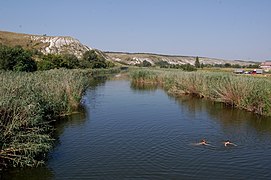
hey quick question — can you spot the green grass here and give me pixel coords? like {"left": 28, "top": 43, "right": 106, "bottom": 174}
{"left": 0, "top": 68, "right": 120, "bottom": 168}
{"left": 130, "top": 69, "right": 271, "bottom": 116}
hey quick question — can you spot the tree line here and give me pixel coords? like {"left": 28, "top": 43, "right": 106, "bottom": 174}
{"left": 156, "top": 56, "right": 259, "bottom": 70}
{"left": 0, "top": 44, "right": 115, "bottom": 72}
{"left": 0, "top": 44, "right": 259, "bottom": 73}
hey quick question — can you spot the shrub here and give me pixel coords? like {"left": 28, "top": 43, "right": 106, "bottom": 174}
{"left": 62, "top": 54, "right": 80, "bottom": 69}
{"left": 195, "top": 56, "right": 200, "bottom": 68}
{"left": 0, "top": 45, "right": 37, "bottom": 72}
{"left": 156, "top": 60, "right": 170, "bottom": 68}
{"left": 181, "top": 63, "right": 197, "bottom": 71}
{"left": 37, "top": 54, "right": 80, "bottom": 70}
{"left": 0, "top": 68, "right": 120, "bottom": 168}
{"left": 81, "top": 50, "right": 114, "bottom": 69}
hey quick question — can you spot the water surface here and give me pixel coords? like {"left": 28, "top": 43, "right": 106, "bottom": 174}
{"left": 3, "top": 79, "right": 271, "bottom": 179}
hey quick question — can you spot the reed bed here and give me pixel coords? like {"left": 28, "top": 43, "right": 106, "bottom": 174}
{"left": 0, "top": 68, "right": 120, "bottom": 169}
{"left": 130, "top": 69, "right": 271, "bottom": 116}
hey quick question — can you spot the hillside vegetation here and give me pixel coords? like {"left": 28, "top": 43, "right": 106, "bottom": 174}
{"left": 0, "top": 30, "right": 90, "bottom": 58}
{"left": 0, "top": 31, "right": 118, "bottom": 169}
{"left": 0, "top": 44, "right": 115, "bottom": 72}
{"left": 106, "top": 52, "right": 257, "bottom": 67}
{"left": 0, "top": 30, "right": 267, "bottom": 169}
{"left": 0, "top": 31, "right": 258, "bottom": 68}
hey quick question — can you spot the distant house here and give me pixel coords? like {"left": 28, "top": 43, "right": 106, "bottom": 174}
{"left": 234, "top": 69, "right": 263, "bottom": 75}
{"left": 250, "top": 69, "right": 263, "bottom": 74}
{"left": 260, "top": 61, "right": 271, "bottom": 71}
{"left": 255, "top": 69, "right": 263, "bottom": 74}
{"left": 234, "top": 69, "right": 244, "bottom": 74}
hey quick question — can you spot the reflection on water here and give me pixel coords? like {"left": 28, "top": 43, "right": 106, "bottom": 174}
{"left": 53, "top": 113, "right": 87, "bottom": 138}
{"left": 130, "top": 81, "right": 159, "bottom": 92}
{"left": 1, "top": 166, "right": 53, "bottom": 180}
{"left": 174, "top": 95, "right": 271, "bottom": 134}
{"left": 3, "top": 79, "right": 271, "bottom": 179}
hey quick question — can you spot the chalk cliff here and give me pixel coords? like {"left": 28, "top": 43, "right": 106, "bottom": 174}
{"left": 0, "top": 31, "right": 91, "bottom": 58}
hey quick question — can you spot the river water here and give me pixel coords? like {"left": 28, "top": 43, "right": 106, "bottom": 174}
{"left": 3, "top": 79, "right": 271, "bottom": 179}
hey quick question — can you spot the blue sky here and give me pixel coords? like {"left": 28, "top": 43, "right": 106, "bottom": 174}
{"left": 0, "top": 0, "right": 270, "bottom": 61}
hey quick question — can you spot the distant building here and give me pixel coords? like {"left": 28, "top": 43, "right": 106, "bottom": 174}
{"left": 249, "top": 69, "right": 263, "bottom": 74}
{"left": 260, "top": 61, "right": 271, "bottom": 71}
{"left": 255, "top": 69, "right": 263, "bottom": 74}
{"left": 234, "top": 69, "right": 244, "bottom": 74}
{"left": 234, "top": 69, "right": 263, "bottom": 74}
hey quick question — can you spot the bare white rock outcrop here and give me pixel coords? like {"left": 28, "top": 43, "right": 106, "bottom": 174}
{"left": 30, "top": 35, "right": 91, "bottom": 58}
{"left": 105, "top": 52, "right": 256, "bottom": 66}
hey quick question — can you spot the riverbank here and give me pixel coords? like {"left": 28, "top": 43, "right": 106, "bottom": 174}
{"left": 0, "top": 68, "right": 120, "bottom": 169}
{"left": 130, "top": 69, "right": 271, "bottom": 116}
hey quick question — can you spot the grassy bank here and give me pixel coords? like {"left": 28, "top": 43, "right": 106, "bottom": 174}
{"left": 131, "top": 69, "right": 271, "bottom": 116}
{"left": 0, "top": 68, "right": 120, "bottom": 169}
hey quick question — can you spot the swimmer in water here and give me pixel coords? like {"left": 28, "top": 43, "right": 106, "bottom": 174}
{"left": 224, "top": 140, "right": 237, "bottom": 147}
{"left": 195, "top": 139, "right": 211, "bottom": 146}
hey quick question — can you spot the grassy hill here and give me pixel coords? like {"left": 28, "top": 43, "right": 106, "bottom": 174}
{"left": 0, "top": 31, "right": 45, "bottom": 50}
{"left": 0, "top": 30, "right": 257, "bottom": 66}
{"left": 0, "top": 30, "right": 91, "bottom": 58}
{"left": 105, "top": 51, "right": 257, "bottom": 66}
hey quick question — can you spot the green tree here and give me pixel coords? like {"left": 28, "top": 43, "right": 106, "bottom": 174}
{"left": 224, "top": 63, "right": 231, "bottom": 68}
{"left": 82, "top": 50, "right": 108, "bottom": 69}
{"left": 38, "top": 54, "right": 80, "bottom": 70}
{"left": 62, "top": 54, "right": 79, "bottom": 69}
{"left": 247, "top": 64, "right": 259, "bottom": 68}
{"left": 195, "top": 56, "right": 200, "bottom": 68}
{"left": 38, "top": 54, "right": 62, "bottom": 70}
{"left": 106, "top": 61, "right": 115, "bottom": 68}
{"left": 82, "top": 50, "right": 99, "bottom": 62}
{"left": 156, "top": 61, "right": 170, "bottom": 68}
{"left": 13, "top": 56, "right": 37, "bottom": 72}
{"left": 181, "top": 63, "right": 197, "bottom": 71}
{"left": 142, "top": 60, "right": 152, "bottom": 67}
{"left": 0, "top": 45, "right": 37, "bottom": 72}
{"left": 232, "top": 64, "right": 241, "bottom": 68}
{"left": 37, "top": 59, "right": 55, "bottom": 70}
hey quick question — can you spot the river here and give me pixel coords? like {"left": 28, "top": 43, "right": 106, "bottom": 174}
{"left": 3, "top": 78, "right": 271, "bottom": 179}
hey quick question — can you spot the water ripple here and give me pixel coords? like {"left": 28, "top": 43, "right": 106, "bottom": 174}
{"left": 4, "top": 80, "right": 271, "bottom": 180}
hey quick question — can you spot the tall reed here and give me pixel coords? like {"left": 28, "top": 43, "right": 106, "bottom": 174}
{"left": 130, "top": 69, "right": 271, "bottom": 116}
{"left": 0, "top": 68, "right": 120, "bottom": 168}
